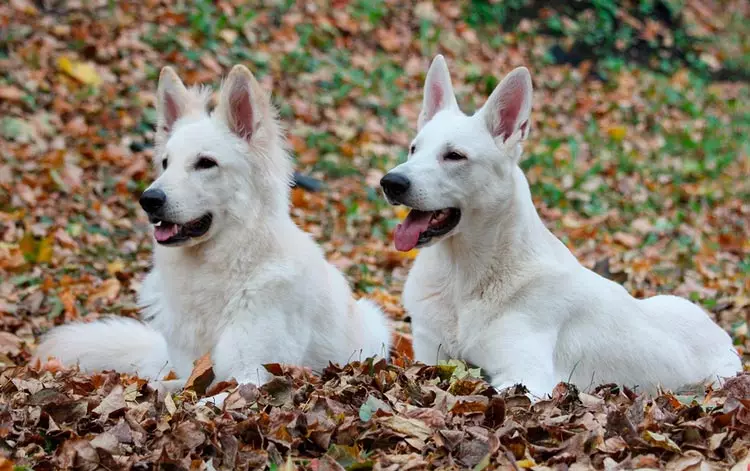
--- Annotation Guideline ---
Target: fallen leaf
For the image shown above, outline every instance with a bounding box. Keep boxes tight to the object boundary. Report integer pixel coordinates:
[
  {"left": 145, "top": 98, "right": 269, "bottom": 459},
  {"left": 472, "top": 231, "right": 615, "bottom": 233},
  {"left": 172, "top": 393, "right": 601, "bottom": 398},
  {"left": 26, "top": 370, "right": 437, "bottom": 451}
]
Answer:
[
  {"left": 164, "top": 392, "right": 177, "bottom": 416},
  {"left": 643, "top": 430, "right": 681, "bottom": 453},
  {"left": 185, "top": 352, "right": 215, "bottom": 396},
  {"left": 86, "top": 278, "right": 121, "bottom": 307},
  {"left": 93, "top": 385, "right": 126, "bottom": 419},
  {"left": 380, "top": 416, "right": 432, "bottom": 441},
  {"left": 359, "top": 394, "right": 392, "bottom": 422},
  {"left": 614, "top": 232, "right": 640, "bottom": 248},
  {"left": 57, "top": 56, "right": 102, "bottom": 86},
  {"left": 0, "top": 332, "right": 23, "bottom": 356},
  {"left": 607, "top": 125, "right": 627, "bottom": 142}
]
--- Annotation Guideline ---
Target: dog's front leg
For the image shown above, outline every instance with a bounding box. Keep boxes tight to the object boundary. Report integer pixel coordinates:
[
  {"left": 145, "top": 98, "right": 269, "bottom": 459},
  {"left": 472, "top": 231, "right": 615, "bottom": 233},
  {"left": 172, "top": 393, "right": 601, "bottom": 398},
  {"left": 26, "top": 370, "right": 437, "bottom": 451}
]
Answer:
[
  {"left": 200, "top": 317, "right": 304, "bottom": 408},
  {"left": 412, "top": 319, "right": 451, "bottom": 365},
  {"left": 473, "top": 312, "right": 558, "bottom": 401}
]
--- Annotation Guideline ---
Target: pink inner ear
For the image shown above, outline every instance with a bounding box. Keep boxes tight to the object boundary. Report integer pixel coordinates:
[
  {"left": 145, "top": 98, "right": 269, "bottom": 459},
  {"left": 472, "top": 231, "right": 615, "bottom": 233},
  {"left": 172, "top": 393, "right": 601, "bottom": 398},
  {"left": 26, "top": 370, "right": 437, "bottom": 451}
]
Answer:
[
  {"left": 426, "top": 81, "right": 444, "bottom": 120},
  {"left": 163, "top": 93, "right": 180, "bottom": 131},
  {"left": 497, "top": 96, "right": 522, "bottom": 142},
  {"left": 494, "top": 76, "right": 527, "bottom": 142},
  {"left": 229, "top": 83, "right": 254, "bottom": 141}
]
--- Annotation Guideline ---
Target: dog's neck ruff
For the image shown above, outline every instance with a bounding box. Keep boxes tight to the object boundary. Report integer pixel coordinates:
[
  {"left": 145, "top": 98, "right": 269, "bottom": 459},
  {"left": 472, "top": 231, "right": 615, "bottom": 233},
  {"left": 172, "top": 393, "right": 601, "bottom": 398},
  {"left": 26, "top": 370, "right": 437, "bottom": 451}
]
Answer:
[{"left": 432, "top": 166, "right": 554, "bottom": 285}]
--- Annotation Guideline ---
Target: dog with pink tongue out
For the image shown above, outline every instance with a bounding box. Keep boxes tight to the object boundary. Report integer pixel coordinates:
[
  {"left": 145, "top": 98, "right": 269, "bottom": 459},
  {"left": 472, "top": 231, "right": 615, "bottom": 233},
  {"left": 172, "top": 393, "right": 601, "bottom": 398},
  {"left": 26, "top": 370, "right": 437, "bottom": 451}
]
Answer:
[
  {"left": 381, "top": 55, "right": 740, "bottom": 400},
  {"left": 35, "top": 64, "right": 392, "bottom": 406}
]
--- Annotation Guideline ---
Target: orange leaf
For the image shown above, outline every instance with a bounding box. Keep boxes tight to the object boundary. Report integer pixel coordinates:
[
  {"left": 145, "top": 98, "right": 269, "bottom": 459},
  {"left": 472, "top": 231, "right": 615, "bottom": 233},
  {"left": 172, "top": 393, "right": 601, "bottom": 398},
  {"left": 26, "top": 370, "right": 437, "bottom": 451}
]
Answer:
[
  {"left": 162, "top": 370, "right": 178, "bottom": 381},
  {"left": 392, "top": 332, "right": 414, "bottom": 360},
  {"left": 0, "top": 456, "right": 16, "bottom": 471},
  {"left": 86, "top": 278, "right": 121, "bottom": 307},
  {"left": 60, "top": 290, "right": 78, "bottom": 320},
  {"left": 291, "top": 187, "right": 307, "bottom": 208},
  {"left": 185, "top": 353, "right": 214, "bottom": 396}
]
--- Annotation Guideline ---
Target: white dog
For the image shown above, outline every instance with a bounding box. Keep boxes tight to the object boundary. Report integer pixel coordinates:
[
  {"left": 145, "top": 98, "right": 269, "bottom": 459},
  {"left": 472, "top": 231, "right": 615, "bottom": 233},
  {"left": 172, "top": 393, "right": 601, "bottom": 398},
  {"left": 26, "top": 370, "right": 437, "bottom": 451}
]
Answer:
[
  {"left": 380, "top": 55, "right": 740, "bottom": 398},
  {"left": 35, "top": 65, "right": 391, "bottom": 395}
]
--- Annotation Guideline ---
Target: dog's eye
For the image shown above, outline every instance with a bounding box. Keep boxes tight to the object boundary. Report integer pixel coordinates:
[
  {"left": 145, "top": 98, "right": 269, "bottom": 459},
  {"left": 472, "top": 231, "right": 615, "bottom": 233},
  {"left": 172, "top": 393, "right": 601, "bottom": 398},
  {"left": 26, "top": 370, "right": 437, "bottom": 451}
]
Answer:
[
  {"left": 195, "top": 157, "right": 218, "bottom": 170},
  {"left": 161, "top": 158, "right": 168, "bottom": 170},
  {"left": 444, "top": 151, "right": 467, "bottom": 161},
  {"left": 410, "top": 144, "right": 416, "bottom": 154}
]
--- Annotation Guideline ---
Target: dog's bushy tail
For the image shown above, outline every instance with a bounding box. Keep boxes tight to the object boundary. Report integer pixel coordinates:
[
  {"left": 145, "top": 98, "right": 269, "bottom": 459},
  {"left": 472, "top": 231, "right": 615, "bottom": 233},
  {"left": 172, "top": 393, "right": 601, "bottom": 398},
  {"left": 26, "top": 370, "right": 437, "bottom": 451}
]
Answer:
[
  {"left": 357, "top": 298, "right": 392, "bottom": 360},
  {"left": 33, "top": 317, "right": 172, "bottom": 380}
]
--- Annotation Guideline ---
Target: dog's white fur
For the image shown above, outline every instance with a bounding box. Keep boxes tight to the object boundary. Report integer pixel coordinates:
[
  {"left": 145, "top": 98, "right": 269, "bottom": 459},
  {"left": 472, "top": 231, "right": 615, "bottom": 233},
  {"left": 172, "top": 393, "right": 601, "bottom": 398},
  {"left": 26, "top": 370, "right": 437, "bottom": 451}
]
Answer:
[
  {"left": 385, "top": 55, "right": 741, "bottom": 398},
  {"left": 34, "top": 65, "right": 391, "bottom": 393}
]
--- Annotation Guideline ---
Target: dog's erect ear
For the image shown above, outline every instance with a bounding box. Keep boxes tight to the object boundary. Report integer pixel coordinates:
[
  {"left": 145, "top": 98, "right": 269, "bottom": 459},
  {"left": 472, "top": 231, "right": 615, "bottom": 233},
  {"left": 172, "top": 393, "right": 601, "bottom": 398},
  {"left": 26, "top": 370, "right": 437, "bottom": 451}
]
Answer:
[
  {"left": 217, "top": 65, "right": 266, "bottom": 142},
  {"left": 157, "top": 67, "right": 190, "bottom": 135},
  {"left": 480, "top": 67, "right": 533, "bottom": 143},
  {"left": 418, "top": 54, "right": 459, "bottom": 131}
]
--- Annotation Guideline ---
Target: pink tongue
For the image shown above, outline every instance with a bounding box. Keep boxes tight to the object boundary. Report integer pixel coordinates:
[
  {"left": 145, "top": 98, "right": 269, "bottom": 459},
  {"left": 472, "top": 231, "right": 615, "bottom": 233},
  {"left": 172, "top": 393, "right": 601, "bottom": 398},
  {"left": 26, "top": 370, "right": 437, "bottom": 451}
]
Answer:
[
  {"left": 394, "top": 210, "right": 433, "bottom": 252},
  {"left": 154, "top": 223, "right": 180, "bottom": 242}
]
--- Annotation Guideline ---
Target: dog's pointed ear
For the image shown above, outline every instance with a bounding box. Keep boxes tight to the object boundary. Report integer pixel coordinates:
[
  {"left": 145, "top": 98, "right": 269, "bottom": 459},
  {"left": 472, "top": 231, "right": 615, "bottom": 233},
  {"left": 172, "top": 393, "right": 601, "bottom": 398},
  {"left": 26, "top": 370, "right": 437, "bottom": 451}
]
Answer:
[
  {"left": 217, "top": 64, "right": 266, "bottom": 142},
  {"left": 418, "top": 54, "right": 459, "bottom": 130},
  {"left": 480, "top": 67, "right": 533, "bottom": 143},
  {"left": 157, "top": 67, "right": 190, "bottom": 135}
]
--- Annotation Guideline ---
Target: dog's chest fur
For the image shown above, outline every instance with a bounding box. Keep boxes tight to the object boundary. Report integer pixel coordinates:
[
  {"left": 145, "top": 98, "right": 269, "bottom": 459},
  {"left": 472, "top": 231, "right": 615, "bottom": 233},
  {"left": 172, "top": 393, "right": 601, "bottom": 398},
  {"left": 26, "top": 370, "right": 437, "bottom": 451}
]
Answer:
[
  {"left": 141, "top": 251, "right": 251, "bottom": 376},
  {"left": 403, "top": 252, "right": 465, "bottom": 358}
]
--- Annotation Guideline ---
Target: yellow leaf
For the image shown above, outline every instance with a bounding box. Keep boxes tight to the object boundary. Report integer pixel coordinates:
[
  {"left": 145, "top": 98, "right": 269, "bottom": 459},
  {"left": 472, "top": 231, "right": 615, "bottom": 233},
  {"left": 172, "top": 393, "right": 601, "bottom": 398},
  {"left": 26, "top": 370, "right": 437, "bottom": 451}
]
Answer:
[
  {"left": 57, "top": 56, "right": 102, "bottom": 86},
  {"left": 107, "top": 259, "right": 125, "bottom": 276},
  {"left": 642, "top": 430, "right": 681, "bottom": 453},
  {"left": 400, "top": 249, "right": 419, "bottom": 259},
  {"left": 394, "top": 206, "right": 410, "bottom": 220},
  {"left": 516, "top": 459, "right": 536, "bottom": 468},
  {"left": 607, "top": 125, "right": 627, "bottom": 142},
  {"left": 19, "top": 231, "right": 36, "bottom": 260},
  {"left": 37, "top": 234, "right": 54, "bottom": 263}
]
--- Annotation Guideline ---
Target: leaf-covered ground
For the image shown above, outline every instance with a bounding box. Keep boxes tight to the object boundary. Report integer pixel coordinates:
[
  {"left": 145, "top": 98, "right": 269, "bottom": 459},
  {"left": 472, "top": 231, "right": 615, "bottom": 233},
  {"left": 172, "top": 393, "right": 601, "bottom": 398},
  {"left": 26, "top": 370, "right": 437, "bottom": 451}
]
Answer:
[{"left": 1, "top": 0, "right": 749, "bottom": 469}]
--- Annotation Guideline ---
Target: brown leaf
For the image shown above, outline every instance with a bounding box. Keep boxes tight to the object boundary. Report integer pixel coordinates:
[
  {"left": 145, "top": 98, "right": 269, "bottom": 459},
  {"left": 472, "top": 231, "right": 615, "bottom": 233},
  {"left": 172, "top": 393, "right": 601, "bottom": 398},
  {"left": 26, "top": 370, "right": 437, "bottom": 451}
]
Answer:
[
  {"left": 93, "top": 385, "right": 126, "bottom": 419},
  {"left": 0, "top": 332, "right": 23, "bottom": 356},
  {"left": 174, "top": 420, "right": 206, "bottom": 451},
  {"left": 184, "top": 352, "right": 214, "bottom": 396},
  {"left": 380, "top": 415, "right": 432, "bottom": 441},
  {"left": 614, "top": 232, "right": 640, "bottom": 248},
  {"left": 484, "top": 396, "right": 506, "bottom": 428},
  {"left": 90, "top": 431, "right": 119, "bottom": 453}
]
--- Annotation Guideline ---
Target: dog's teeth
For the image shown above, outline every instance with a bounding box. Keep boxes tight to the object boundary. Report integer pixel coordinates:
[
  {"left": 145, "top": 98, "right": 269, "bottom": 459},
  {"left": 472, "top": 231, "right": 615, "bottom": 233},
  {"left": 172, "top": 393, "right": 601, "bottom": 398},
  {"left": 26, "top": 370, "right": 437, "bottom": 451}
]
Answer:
[{"left": 155, "top": 221, "right": 162, "bottom": 226}]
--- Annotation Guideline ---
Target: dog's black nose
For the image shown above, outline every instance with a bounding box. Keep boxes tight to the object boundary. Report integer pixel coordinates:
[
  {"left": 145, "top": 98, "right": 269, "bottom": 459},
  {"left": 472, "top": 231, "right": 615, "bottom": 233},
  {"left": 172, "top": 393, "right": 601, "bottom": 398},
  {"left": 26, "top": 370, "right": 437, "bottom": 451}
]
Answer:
[
  {"left": 380, "top": 173, "right": 411, "bottom": 200},
  {"left": 139, "top": 188, "right": 167, "bottom": 213}
]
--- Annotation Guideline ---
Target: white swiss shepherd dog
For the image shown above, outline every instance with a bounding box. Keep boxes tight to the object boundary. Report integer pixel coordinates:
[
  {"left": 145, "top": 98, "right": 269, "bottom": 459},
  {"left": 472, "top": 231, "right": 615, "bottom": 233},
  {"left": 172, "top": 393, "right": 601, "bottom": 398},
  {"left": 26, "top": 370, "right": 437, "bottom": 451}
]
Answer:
[
  {"left": 35, "top": 65, "right": 391, "bottom": 399},
  {"left": 380, "top": 55, "right": 741, "bottom": 399}
]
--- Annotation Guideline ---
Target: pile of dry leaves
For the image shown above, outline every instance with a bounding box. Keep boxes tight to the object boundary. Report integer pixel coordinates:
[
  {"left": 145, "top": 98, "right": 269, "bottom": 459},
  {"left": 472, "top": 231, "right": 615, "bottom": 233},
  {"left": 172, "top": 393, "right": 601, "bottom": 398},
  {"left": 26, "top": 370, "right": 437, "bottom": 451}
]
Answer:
[{"left": 3, "top": 360, "right": 750, "bottom": 470}]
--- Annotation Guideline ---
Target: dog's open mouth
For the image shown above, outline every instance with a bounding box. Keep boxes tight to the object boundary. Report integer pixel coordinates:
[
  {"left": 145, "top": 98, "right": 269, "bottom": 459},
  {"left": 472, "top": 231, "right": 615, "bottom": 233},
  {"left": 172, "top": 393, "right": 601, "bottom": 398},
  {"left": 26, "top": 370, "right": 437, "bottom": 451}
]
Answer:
[
  {"left": 394, "top": 208, "right": 461, "bottom": 252},
  {"left": 151, "top": 213, "right": 213, "bottom": 245}
]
